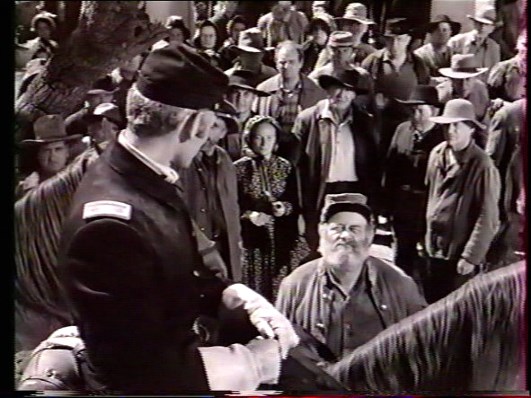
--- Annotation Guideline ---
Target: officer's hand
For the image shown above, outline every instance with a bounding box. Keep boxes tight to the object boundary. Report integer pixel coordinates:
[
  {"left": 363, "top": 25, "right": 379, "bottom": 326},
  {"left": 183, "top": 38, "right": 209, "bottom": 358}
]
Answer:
[
  {"left": 457, "top": 258, "right": 475, "bottom": 275},
  {"left": 222, "top": 284, "right": 300, "bottom": 359},
  {"left": 249, "top": 307, "right": 299, "bottom": 359}
]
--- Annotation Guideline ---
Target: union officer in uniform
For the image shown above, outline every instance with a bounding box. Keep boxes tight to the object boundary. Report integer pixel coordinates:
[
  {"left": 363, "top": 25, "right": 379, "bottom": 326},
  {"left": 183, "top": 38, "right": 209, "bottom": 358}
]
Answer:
[{"left": 56, "top": 45, "right": 299, "bottom": 394}]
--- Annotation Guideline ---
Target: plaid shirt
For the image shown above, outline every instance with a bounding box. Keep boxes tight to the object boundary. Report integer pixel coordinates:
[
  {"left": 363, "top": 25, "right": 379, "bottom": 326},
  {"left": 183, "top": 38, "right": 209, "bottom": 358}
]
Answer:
[{"left": 273, "top": 80, "right": 303, "bottom": 135}]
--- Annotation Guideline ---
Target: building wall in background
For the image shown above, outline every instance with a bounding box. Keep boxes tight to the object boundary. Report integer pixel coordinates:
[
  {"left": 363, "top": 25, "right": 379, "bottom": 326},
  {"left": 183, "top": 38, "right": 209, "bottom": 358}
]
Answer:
[{"left": 145, "top": 1, "right": 196, "bottom": 37}]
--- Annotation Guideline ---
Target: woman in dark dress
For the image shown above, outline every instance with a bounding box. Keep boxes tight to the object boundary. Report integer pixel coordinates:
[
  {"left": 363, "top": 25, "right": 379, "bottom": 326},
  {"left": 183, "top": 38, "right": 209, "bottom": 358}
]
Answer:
[
  {"left": 234, "top": 116, "right": 309, "bottom": 301},
  {"left": 193, "top": 20, "right": 222, "bottom": 68}
]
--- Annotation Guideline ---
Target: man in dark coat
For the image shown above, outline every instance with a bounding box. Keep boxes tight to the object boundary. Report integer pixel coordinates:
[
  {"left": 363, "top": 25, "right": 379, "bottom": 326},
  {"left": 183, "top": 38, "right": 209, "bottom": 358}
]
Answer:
[
  {"left": 485, "top": 98, "right": 525, "bottom": 268},
  {"left": 179, "top": 101, "right": 243, "bottom": 281},
  {"left": 57, "top": 45, "right": 299, "bottom": 394},
  {"left": 292, "top": 69, "right": 380, "bottom": 254}
]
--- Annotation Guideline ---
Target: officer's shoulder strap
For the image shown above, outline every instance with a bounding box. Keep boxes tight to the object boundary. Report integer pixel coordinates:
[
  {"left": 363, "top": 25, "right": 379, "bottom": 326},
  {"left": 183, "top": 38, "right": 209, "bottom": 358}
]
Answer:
[{"left": 82, "top": 200, "right": 132, "bottom": 222}]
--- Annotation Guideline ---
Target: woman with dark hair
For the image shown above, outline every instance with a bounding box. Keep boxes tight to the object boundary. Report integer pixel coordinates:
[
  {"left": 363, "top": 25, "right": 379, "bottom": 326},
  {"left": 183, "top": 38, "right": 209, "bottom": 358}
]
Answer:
[
  {"left": 218, "top": 15, "right": 248, "bottom": 70},
  {"left": 152, "top": 15, "right": 192, "bottom": 50},
  {"left": 193, "top": 19, "right": 222, "bottom": 68},
  {"left": 301, "top": 17, "right": 331, "bottom": 75},
  {"left": 234, "top": 115, "right": 309, "bottom": 301}
]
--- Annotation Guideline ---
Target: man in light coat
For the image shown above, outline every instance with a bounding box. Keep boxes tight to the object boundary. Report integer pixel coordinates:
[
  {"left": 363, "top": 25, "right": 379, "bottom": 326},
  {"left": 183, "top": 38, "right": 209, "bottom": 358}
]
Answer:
[{"left": 424, "top": 98, "right": 501, "bottom": 303}]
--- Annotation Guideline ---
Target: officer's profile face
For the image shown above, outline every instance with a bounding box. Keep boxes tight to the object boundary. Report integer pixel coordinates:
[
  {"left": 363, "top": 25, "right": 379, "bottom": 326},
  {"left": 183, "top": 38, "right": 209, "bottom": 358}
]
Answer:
[{"left": 318, "top": 211, "right": 374, "bottom": 266}]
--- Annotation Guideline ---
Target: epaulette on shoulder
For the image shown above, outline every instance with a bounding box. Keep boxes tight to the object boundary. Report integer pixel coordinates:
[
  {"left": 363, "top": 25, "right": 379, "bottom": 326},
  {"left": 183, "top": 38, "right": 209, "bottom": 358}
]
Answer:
[{"left": 82, "top": 200, "right": 132, "bottom": 221}]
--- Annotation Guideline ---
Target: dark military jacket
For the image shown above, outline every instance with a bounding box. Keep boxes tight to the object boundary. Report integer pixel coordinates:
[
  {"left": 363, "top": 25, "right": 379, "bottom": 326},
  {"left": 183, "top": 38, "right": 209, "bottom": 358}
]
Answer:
[{"left": 58, "top": 141, "right": 230, "bottom": 393}]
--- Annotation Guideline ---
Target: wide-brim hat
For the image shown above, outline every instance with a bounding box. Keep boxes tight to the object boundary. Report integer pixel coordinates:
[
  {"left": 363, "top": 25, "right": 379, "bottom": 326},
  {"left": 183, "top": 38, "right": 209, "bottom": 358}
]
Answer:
[
  {"left": 321, "top": 193, "right": 373, "bottom": 223},
  {"left": 430, "top": 98, "right": 485, "bottom": 130},
  {"left": 395, "top": 85, "right": 442, "bottom": 107},
  {"left": 328, "top": 31, "right": 354, "bottom": 47},
  {"left": 236, "top": 27, "right": 273, "bottom": 53},
  {"left": 92, "top": 102, "right": 123, "bottom": 126},
  {"left": 424, "top": 14, "right": 461, "bottom": 36},
  {"left": 335, "top": 2, "right": 375, "bottom": 25},
  {"left": 136, "top": 43, "right": 229, "bottom": 110},
  {"left": 87, "top": 76, "right": 118, "bottom": 96},
  {"left": 20, "top": 114, "right": 82, "bottom": 147},
  {"left": 467, "top": 6, "right": 498, "bottom": 25},
  {"left": 382, "top": 17, "right": 413, "bottom": 37},
  {"left": 228, "top": 70, "right": 271, "bottom": 97},
  {"left": 439, "top": 53, "right": 488, "bottom": 79},
  {"left": 318, "top": 69, "right": 370, "bottom": 95}
]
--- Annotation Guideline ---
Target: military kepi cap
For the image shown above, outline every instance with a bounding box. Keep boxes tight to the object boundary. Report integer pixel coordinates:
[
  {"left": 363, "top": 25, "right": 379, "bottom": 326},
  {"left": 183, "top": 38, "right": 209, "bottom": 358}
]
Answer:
[
  {"left": 321, "top": 193, "right": 374, "bottom": 223},
  {"left": 136, "top": 44, "right": 229, "bottom": 110}
]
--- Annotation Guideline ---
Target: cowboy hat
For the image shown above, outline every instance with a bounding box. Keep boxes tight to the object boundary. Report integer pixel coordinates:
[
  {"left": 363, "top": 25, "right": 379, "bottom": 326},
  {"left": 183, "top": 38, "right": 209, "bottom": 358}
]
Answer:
[
  {"left": 381, "top": 18, "right": 414, "bottom": 37},
  {"left": 424, "top": 14, "right": 461, "bottom": 36},
  {"left": 20, "top": 115, "right": 82, "bottom": 147},
  {"left": 87, "top": 76, "right": 118, "bottom": 96},
  {"left": 439, "top": 54, "right": 488, "bottom": 79},
  {"left": 335, "top": 2, "right": 375, "bottom": 25},
  {"left": 92, "top": 103, "right": 123, "bottom": 126},
  {"left": 395, "top": 85, "right": 442, "bottom": 107},
  {"left": 318, "top": 69, "right": 370, "bottom": 95},
  {"left": 327, "top": 31, "right": 354, "bottom": 47},
  {"left": 430, "top": 98, "right": 485, "bottom": 130},
  {"left": 228, "top": 70, "right": 271, "bottom": 97},
  {"left": 236, "top": 27, "right": 274, "bottom": 53},
  {"left": 467, "top": 6, "right": 498, "bottom": 26}
]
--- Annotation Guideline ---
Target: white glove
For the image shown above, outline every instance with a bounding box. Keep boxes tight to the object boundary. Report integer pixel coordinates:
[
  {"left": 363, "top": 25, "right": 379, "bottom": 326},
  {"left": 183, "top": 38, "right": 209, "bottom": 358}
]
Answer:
[
  {"left": 198, "top": 338, "right": 282, "bottom": 390},
  {"left": 222, "top": 284, "right": 300, "bottom": 359},
  {"left": 249, "top": 211, "right": 273, "bottom": 227}
]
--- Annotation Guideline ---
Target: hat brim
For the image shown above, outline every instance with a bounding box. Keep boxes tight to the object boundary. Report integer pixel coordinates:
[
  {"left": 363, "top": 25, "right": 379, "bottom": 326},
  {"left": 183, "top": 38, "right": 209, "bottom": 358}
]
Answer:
[
  {"left": 395, "top": 98, "right": 442, "bottom": 107},
  {"left": 229, "top": 83, "right": 271, "bottom": 97},
  {"left": 430, "top": 115, "right": 485, "bottom": 130},
  {"left": 20, "top": 134, "right": 83, "bottom": 147},
  {"left": 236, "top": 45, "right": 263, "bottom": 53},
  {"left": 439, "top": 67, "right": 488, "bottom": 79},
  {"left": 335, "top": 16, "right": 375, "bottom": 25},
  {"left": 321, "top": 202, "right": 373, "bottom": 223},
  {"left": 87, "top": 89, "right": 117, "bottom": 96},
  {"left": 318, "top": 74, "right": 369, "bottom": 94},
  {"left": 467, "top": 15, "right": 496, "bottom": 25},
  {"left": 328, "top": 42, "right": 355, "bottom": 48}
]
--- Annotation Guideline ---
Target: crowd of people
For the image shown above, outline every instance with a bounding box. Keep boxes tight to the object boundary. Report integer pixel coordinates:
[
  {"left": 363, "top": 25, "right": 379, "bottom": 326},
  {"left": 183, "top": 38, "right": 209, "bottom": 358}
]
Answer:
[{"left": 15, "top": 0, "right": 526, "bottom": 393}]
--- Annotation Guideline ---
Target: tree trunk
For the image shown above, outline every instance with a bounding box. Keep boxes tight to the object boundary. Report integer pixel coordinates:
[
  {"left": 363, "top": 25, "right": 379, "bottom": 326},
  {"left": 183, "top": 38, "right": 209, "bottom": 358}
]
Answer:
[{"left": 14, "top": 1, "right": 167, "bottom": 142}]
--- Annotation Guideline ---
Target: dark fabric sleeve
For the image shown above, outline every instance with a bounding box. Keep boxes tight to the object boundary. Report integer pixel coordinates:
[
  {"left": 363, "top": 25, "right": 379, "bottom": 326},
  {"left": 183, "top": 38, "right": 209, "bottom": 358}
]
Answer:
[{"left": 61, "top": 219, "right": 209, "bottom": 393}]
